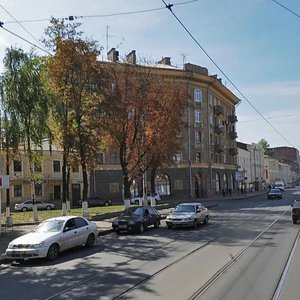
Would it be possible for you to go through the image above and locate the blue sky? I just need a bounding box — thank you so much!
[0,0,299,149]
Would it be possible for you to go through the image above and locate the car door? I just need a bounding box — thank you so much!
[148,207,157,226]
[35,201,43,210]
[61,218,79,250]
[195,204,203,222]
[143,208,152,227]
[74,217,91,245]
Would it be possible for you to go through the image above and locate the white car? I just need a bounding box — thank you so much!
[14,200,55,212]
[166,202,209,229]
[6,216,98,261]
[130,193,161,205]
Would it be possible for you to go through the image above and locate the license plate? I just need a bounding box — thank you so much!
[119,225,127,229]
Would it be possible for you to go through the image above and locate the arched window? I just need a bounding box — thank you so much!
[216,172,220,192]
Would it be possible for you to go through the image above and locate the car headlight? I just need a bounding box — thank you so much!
[7,243,14,249]
[29,242,44,249]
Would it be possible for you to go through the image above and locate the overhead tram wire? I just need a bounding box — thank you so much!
[161,0,296,148]
[0,3,44,49]
[2,0,201,24]
[270,0,300,19]
[0,24,51,56]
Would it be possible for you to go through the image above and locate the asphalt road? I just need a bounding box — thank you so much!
[1,188,300,300]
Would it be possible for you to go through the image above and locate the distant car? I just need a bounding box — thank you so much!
[130,192,161,205]
[6,216,98,260]
[291,200,300,224]
[14,200,55,212]
[273,181,285,191]
[112,206,161,234]
[267,188,282,200]
[166,202,209,229]
[87,196,112,207]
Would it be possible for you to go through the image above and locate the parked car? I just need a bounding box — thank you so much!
[6,216,98,261]
[87,196,112,207]
[14,200,55,212]
[112,206,161,234]
[166,202,209,229]
[130,192,161,205]
[267,188,282,200]
[273,181,285,191]
[291,200,300,224]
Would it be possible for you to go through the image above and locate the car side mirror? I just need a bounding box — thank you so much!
[170,208,174,213]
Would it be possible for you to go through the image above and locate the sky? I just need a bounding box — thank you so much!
[0,0,299,149]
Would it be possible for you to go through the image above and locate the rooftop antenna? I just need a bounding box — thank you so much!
[180,52,187,67]
[106,26,109,57]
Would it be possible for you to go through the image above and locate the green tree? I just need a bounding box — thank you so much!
[46,38,107,214]
[258,138,270,154]
[1,47,50,221]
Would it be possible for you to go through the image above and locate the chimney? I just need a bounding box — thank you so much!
[126,50,136,64]
[158,57,171,66]
[107,48,119,62]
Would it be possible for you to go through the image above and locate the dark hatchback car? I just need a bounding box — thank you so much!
[267,188,282,200]
[291,200,300,224]
[112,206,161,234]
[87,196,112,207]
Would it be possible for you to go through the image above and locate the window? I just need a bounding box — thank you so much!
[13,160,22,172]
[35,183,42,196]
[196,152,201,162]
[34,162,42,173]
[53,160,61,172]
[111,152,118,164]
[195,131,202,144]
[95,153,104,165]
[74,217,88,228]
[194,89,202,102]
[195,111,201,123]
[173,153,181,163]
[14,185,22,197]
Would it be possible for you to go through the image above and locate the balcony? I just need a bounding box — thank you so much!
[214,144,225,153]
[229,131,238,139]
[215,125,225,134]
[228,115,238,123]
[229,148,238,156]
[214,105,224,115]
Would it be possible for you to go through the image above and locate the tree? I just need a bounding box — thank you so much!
[258,138,270,154]
[46,38,107,213]
[1,47,50,221]
[102,62,186,200]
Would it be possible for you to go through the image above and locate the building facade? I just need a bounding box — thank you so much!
[93,50,240,200]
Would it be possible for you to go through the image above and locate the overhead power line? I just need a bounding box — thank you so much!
[0,25,51,55]
[270,0,300,19]
[2,0,200,24]
[161,0,296,148]
[0,3,45,49]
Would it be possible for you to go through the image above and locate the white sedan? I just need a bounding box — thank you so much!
[6,216,98,261]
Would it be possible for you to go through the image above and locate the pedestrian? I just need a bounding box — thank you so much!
[244,188,247,197]
[222,189,226,197]
[229,188,232,196]
[240,187,244,195]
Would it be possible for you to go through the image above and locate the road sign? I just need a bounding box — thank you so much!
[0,175,9,189]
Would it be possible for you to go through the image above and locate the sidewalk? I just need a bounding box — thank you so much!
[0,191,266,264]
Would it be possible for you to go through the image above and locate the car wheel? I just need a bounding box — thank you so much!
[21,207,28,212]
[193,219,198,229]
[154,219,160,228]
[104,201,109,206]
[138,223,144,233]
[47,244,60,261]
[46,205,52,210]
[167,223,173,230]
[203,216,209,225]
[115,229,121,235]
[135,200,139,205]
[86,234,96,248]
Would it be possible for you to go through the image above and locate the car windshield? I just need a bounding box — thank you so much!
[122,207,143,217]
[174,205,195,212]
[270,189,280,193]
[34,220,64,233]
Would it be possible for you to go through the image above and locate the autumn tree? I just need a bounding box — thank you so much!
[1,47,50,221]
[103,62,186,200]
[258,138,270,154]
[46,37,107,213]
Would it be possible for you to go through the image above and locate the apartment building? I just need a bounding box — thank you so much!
[92,50,240,200]
[0,143,84,210]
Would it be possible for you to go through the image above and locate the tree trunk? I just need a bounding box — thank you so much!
[61,150,67,215]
